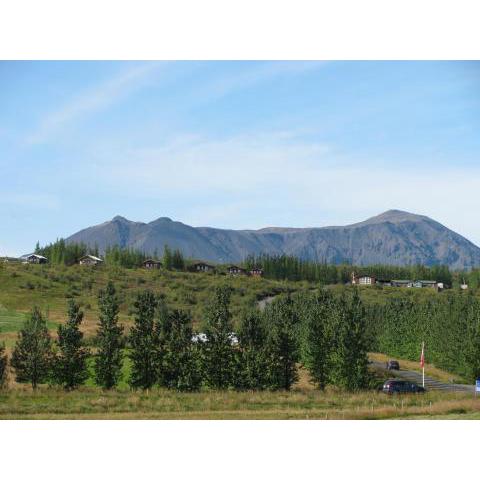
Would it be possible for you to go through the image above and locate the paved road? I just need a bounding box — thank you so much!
[371,361,474,393]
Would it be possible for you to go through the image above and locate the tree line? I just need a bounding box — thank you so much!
[0,285,371,392]
[35,240,186,270]
[244,254,453,285]
[370,292,480,381]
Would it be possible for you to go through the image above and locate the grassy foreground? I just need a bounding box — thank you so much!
[1,386,479,420]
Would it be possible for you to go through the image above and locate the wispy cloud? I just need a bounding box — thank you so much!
[182,61,328,107]
[26,62,167,144]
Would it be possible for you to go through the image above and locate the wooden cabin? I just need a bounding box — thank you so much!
[227,265,247,276]
[25,254,48,264]
[352,273,376,285]
[414,280,440,291]
[249,267,264,277]
[143,259,162,269]
[78,255,103,266]
[190,262,215,273]
[391,279,414,288]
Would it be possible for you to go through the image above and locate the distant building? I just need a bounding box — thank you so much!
[376,278,392,286]
[460,283,468,290]
[249,267,264,277]
[227,265,247,276]
[190,262,215,273]
[143,259,162,269]
[352,272,376,285]
[78,255,103,266]
[413,280,439,290]
[391,279,414,288]
[25,254,48,264]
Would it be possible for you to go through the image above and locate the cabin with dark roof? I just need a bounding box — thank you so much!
[249,267,263,277]
[189,262,215,273]
[143,259,162,269]
[227,265,247,276]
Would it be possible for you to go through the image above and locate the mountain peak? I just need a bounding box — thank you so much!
[356,209,430,226]
[150,217,173,224]
[112,215,129,223]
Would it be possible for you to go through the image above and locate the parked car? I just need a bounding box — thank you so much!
[386,360,400,370]
[382,379,425,394]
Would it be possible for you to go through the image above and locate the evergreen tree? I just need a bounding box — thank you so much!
[237,310,269,390]
[300,290,335,390]
[0,342,7,388]
[264,296,299,390]
[330,289,370,390]
[162,309,202,391]
[201,285,237,389]
[94,282,124,389]
[172,249,185,270]
[11,307,54,389]
[53,300,89,390]
[163,245,173,270]
[128,290,159,390]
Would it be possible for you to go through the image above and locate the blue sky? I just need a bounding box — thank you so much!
[1,60,479,256]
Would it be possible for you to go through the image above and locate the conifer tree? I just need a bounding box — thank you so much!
[94,282,124,389]
[128,290,159,390]
[163,245,173,270]
[162,309,201,391]
[201,285,237,389]
[237,310,269,389]
[11,307,54,389]
[0,341,7,388]
[172,249,185,270]
[264,296,300,390]
[330,289,370,390]
[300,290,335,390]
[53,300,89,390]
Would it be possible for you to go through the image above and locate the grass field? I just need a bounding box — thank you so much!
[1,262,477,420]
[1,385,478,419]
[0,262,297,344]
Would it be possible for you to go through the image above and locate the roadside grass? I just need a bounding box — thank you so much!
[369,352,468,384]
[0,386,478,420]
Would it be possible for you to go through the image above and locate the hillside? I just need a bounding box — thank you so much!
[66,210,480,269]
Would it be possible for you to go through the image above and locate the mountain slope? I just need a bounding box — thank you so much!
[65,210,480,269]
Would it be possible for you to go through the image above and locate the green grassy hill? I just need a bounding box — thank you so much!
[0,262,299,346]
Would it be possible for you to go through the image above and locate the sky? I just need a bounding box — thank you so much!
[1,60,479,256]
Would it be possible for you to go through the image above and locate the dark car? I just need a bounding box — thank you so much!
[382,379,425,394]
[386,360,400,370]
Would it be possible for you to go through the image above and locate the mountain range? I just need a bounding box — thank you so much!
[65,210,480,269]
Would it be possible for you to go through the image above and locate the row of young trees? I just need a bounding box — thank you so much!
[371,293,480,381]
[243,254,453,285]
[1,285,371,392]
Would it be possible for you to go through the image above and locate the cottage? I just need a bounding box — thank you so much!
[351,273,376,285]
[143,259,162,269]
[413,280,439,290]
[460,283,468,290]
[249,267,263,277]
[78,255,103,266]
[190,262,215,273]
[391,279,414,288]
[376,278,392,286]
[25,254,48,264]
[227,265,247,276]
